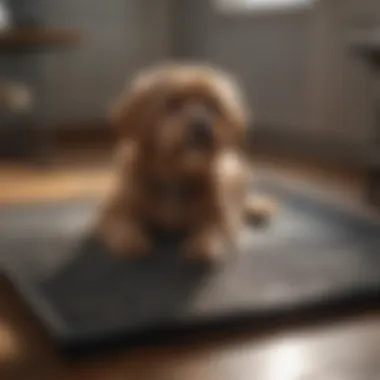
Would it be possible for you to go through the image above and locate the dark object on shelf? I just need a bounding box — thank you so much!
[2,180,380,359]
[349,28,380,207]
[0,28,83,50]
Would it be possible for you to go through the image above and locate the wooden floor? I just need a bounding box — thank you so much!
[1,155,380,380]
[0,151,367,204]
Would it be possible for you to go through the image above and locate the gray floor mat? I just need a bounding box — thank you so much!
[1,181,380,358]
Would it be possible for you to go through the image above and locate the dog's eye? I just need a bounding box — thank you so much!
[165,96,183,112]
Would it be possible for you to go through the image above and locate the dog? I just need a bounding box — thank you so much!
[97,63,275,263]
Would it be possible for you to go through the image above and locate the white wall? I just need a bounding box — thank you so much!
[173,0,311,131]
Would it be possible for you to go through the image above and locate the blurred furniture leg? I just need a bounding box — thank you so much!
[367,97,380,206]
[367,168,380,206]
[350,30,380,207]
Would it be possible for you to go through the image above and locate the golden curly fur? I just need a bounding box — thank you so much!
[97,63,274,263]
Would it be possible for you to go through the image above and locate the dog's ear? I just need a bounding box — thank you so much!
[228,90,250,144]
[109,73,153,140]
[217,74,250,145]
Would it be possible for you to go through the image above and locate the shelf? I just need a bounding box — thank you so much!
[0,28,83,50]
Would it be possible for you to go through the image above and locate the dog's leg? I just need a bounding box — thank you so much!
[185,152,249,263]
[185,194,242,264]
[96,191,151,257]
[96,142,152,257]
[185,203,244,263]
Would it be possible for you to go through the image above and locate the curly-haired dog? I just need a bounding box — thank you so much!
[97,63,275,263]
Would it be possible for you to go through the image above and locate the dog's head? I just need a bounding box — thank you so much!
[112,63,248,179]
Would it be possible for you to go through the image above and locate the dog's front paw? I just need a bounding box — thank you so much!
[185,231,227,264]
[244,195,277,227]
[102,222,151,258]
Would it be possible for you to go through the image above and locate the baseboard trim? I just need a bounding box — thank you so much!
[248,128,377,170]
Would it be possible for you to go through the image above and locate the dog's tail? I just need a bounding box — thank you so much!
[244,195,277,227]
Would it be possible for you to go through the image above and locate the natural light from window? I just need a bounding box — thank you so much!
[217,0,313,12]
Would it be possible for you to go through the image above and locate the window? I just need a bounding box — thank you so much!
[216,0,314,13]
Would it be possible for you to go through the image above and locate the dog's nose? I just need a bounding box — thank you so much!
[189,119,212,146]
